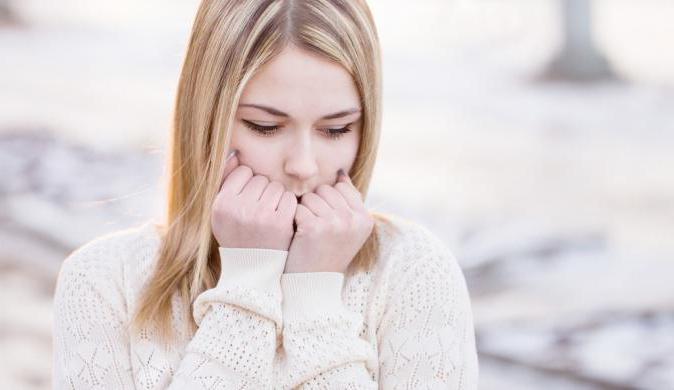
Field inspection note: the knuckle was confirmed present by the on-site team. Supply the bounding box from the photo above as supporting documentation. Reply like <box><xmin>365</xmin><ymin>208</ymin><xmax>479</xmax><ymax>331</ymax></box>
<box><xmin>252</xmin><ymin>208</ymin><xmax>270</xmax><ymax>224</ymax></box>
<box><xmin>328</xmin><ymin>216</ymin><xmax>342</xmax><ymax>230</ymax></box>
<box><xmin>316</xmin><ymin>184</ymin><xmax>332</xmax><ymax>193</ymax></box>
<box><xmin>282</xmin><ymin>192</ymin><xmax>297</xmax><ymax>207</ymax></box>
<box><xmin>239</xmin><ymin>165</ymin><xmax>253</xmax><ymax>176</ymax></box>
<box><xmin>334</xmin><ymin>182</ymin><xmax>349</xmax><ymax>192</ymax></box>
<box><xmin>234</xmin><ymin>206</ymin><xmax>251</xmax><ymax>222</ymax></box>
<box><xmin>344</xmin><ymin>211</ymin><xmax>357</xmax><ymax>226</ymax></box>
<box><xmin>250</xmin><ymin>175</ymin><xmax>266</xmax><ymax>185</ymax></box>
<box><xmin>333</xmin><ymin>218</ymin><xmax>346</xmax><ymax>232</ymax></box>
<box><xmin>269</xmin><ymin>181</ymin><xmax>284</xmax><ymax>193</ymax></box>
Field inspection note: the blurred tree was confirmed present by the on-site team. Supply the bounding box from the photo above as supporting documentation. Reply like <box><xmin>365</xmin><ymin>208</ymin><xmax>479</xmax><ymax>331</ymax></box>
<box><xmin>543</xmin><ymin>0</ymin><xmax>616</xmax><ymax>81</ymax></box>
<box><xmin>0</xmin><ymin>0</ymin><xmax>17</xmax><ymax>25</ymax></box>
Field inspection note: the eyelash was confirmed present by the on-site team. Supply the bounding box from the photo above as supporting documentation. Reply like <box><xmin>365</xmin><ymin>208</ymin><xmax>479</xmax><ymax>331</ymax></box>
<box><xmin>242</xmin><ymin>120</ymin><xmax>353</xmax><ymax>140</ymax></box>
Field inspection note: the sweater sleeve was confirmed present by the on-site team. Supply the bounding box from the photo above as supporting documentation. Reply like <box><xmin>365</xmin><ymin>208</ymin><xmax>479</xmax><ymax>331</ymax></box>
<box><xmin>52</xmin><ymin>242</ymin><xmax>137</xmax><ymax>389</ymax></box>
<box><xmin>277</xmin><ymin>271</ymin><xmax>377</xmax><ymax>389</ymax></box>
<box><xmin>276</xmin><ymin>246</ymin><xmax>479</xmax><ymax>389</ymax></box>
<box><xmin>52</xmin><ymin>244</ymin><xmax>287</xmax><ymax>389</ymax></box>
<box><xmin>168</xmin><ymin>247</ymin><xmax>287</xmax><ymax>389</ymax></box>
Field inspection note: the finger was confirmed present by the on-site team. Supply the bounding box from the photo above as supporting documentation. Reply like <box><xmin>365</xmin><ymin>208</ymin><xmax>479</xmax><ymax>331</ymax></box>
<box><xmin>259</xmin><ymin>181</ymin><xmax>285</xmax><ymax>211</ymax></box>
<box><xmin>300</xmin><ymin>192</ymin><xmax>333</xmax><ymax>218</ymax></box>
<box><xmin>220</xmin><ymin>166</ymin><xmax>254</xmax><ymax>197</ymax></box>
<box><xmin>334</xmin><ymin>169</ymin><xmax>366</xmax><ymax>211</ymax></box>
<box><xmin>336</xmin><ymin>168</ymin><xmax>352</xmax><ymax>185</ymax></box>
<box><xmin>276</xmin><ymin>191</ymin><xmax>297</xmax><ymax>220</ymax></box>
<box><xmin>294</xmin><ymin>204</ymin><xmax>316</xmax><ymax>226</ymax></box>
<box><xmin>315</xmin><ymin>184</ymin><xmax>349</xmax><ymax>211</ymax></box>
<box><xmin>240</xmin><ymin>175</ymin><xmax>270</xmax><ymax>201</ymax></box>
<box><xmin>219</xmin><ymin>149</ymin><xmax>240</xmax><ymax>191</ymax></box>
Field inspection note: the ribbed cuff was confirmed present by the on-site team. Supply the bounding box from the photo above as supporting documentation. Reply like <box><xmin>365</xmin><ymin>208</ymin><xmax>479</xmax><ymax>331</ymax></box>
<box><xmin>217</xmin><ymin>247</ymin><xmax>287</xmax><ymax>292</ymax></box>
<box><xmin>280</xmin><ymin>272</ymin><xmax>346</xmax><ymax>322</ymax></box>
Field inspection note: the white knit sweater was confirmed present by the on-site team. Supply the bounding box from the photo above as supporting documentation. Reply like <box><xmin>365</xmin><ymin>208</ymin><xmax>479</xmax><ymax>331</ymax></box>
<box><xmin>52</xmin><ymin>214</ymin><xmax>479</xmax><ymax>389</ymax></box>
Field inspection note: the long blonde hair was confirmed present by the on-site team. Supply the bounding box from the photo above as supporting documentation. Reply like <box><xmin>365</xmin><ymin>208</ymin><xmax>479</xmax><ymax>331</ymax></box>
<box><xmin>133</xmin><ymin>0</ymin><xmax>396</xmax><ymax>341</ymax></box>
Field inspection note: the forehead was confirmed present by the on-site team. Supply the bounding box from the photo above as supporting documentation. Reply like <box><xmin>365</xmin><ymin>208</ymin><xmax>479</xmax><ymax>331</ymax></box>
<box><xmin>239</xmin><ymin>45</ymin><xmax>361</xmax><ymax>117</ymax></box>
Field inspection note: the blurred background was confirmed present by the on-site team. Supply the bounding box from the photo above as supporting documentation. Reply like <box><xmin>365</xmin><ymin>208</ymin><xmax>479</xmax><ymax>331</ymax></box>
<box><xmin>1</xmin><ymin>0</ymin><xmax>672</xmax><ymax>388</ymax></box>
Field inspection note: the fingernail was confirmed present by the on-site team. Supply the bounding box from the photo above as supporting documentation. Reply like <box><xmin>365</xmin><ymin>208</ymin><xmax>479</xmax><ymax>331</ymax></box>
<box><xmin>338</xmin><ymin>168</ymin><xmax>345</xmax><ymax>177</ymax></box>
<box><xmin>226</xmin><ymin>149</ymin><xmax>238</xmax><ymax>159</ymax></box>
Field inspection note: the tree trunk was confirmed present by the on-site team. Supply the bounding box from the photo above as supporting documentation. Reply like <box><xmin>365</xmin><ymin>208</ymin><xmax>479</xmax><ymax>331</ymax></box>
<box><xmin>542</xmin><ymin>0</ymin><xmax>616</xmax><ymax>82</ymax></box>
<box><xmin>0</xmin><ymin>0</ymin><xmax>18</xmax><ymax>26</ymax></box>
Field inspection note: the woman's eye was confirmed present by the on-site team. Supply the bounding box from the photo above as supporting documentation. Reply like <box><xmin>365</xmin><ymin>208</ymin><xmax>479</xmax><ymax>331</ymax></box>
<box><xmin>242</xmin><ymin>120</ymin><xmax>352</xmax><ymax>139</ymax></box>
<box><xmin>323</xmin><ymin>126</ymin><xmax>352</xmax><ymax>139</ymax></box>
<box><xmin>242</xmin><ymin>120</ymin><xmax>280</xmax><ymax>137</ymax></box>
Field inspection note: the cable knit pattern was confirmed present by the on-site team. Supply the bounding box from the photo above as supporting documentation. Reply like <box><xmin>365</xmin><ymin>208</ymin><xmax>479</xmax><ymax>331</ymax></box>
<box><xmin>52</xmin><ymin>214</ymin><xmax>479</xmax><ymax>389</ymax></box>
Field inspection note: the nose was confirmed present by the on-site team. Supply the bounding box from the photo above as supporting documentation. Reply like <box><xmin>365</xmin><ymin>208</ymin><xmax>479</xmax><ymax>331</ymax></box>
<box><xmin>284</xmin><ymin>132</ymin><xmax>319</xmax><ymax>183</ymax></box>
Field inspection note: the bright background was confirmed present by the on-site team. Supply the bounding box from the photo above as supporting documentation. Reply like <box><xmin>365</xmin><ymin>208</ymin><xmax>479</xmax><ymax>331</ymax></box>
<box><xmin>1</xmin><ymin>0</ymin><xmax>672</xmax><ymax>388</ymax></box>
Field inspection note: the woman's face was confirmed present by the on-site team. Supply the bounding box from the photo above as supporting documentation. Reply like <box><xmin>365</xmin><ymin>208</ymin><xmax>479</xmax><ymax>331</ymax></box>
<box><xmin>229</xmin><ymin>44</ymin><xmax>362</xmax><ymax>201</ymax></box>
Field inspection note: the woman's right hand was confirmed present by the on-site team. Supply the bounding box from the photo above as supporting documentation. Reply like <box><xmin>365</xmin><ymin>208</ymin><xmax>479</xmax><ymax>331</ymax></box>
<box><xmin>211</xmin><ymin>150</ymin><xmax>298</xmax><ymax>251</ymax></box>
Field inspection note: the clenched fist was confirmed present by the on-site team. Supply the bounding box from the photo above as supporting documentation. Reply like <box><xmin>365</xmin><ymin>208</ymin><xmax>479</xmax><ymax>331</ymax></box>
<box><xmin>211</xmin><ymin>150</ymin><xmax>298</xmax><ymax>251</ymax></box>
<box><xmin>284</xmin><ymin>169</ymin><xmax>374</xmax><ymax>274</ymax></box>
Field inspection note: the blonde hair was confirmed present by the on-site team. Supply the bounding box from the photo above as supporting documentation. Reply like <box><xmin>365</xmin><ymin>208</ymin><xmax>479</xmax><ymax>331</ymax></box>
<box><xmin>133</xmin><ymin>0</ymin><xmax>397</xmax><ymax>342</ymax></box>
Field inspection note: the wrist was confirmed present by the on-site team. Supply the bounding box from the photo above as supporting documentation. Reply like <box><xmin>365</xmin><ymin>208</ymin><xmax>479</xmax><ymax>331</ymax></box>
<box><xmin>280</xmin><ymin>272</ymin><xmax>346</xmax><ymax>322</ymax></box>
<box><xmin>217</xmin><ymin>247</ymin><xmax>287</xmax><ymax>291</ymax></box>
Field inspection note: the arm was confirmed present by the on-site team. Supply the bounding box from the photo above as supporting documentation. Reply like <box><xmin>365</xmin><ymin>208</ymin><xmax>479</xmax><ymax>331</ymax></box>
<box><xmin>168</xmin><ymin>247</ymin><xmax>286</xmax><ymax>389</ymax></box>
<box><xmin>276</xmin><ymin>248</ymin><xmax>479</xmax><ymax>389</ymax></box>
<box><xmin>52</xmin><ymin>244</ymin><xmax>137</xmax><ymax>389</ymax></box>
<box><xmin>53</xmin><ymin>244</ymin><xmax>287</xmax><ymax>389</ymax></box>
<box><xmin>376</xmin><ymin>245</ymin><xmax>479</xmax><ymax>389</ymax></box>
<box><xmin>277</xmin><ymin>272</ymin><xmax>377</xmax><ymax>389</ymax></box>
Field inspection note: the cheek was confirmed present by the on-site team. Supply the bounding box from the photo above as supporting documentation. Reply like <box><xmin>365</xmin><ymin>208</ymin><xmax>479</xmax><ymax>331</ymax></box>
<box><xmin>316</xmin><ymin>136</ymin><xmax>359</xmax><ymax>179</ymax></box>
<box><xmin>228</xmin><ymin>126</ymin><xmax>274</xmax><ymax>171</ymax></box>
<box><xmin>341</xmin><ymin>130</ymin><xmax>360</xmax><ymax>167</ymax></box>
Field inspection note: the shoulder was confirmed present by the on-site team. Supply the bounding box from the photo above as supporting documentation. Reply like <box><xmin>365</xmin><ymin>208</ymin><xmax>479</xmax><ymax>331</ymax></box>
<box><xmin>371</xmin><ymin>215</ymin><xmax>479</xmax><ymax>388</ymax></box>
<box><xmin>55</xmin><ymin>220</ymin><xmax>162</xmax><ymax>298</ymax></box>
<box><xmin>374</xmin><ymin>213</ymin><xmax>462</xmax><ymax>279</ymax></box>
<box><xmin>373</xmin><ymin>213</ymin><xmax>475</xmax><ymax>325</ymax></box>
<box><xmin>372</xmin><ymin>213</ymin><xmax>471</xmax><ymax>307</ymax></box>
<box><xmin>374</xmin><ymin>212</ymin><xmax>450</xmax><ymax>251</ymax></box>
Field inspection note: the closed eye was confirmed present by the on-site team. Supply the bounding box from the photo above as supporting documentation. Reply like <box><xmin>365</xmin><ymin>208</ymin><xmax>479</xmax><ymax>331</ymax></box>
<box><xmin>241</xmin><ymin>120</ymin><xmax>353</xmax><ymax>140</ymax></box>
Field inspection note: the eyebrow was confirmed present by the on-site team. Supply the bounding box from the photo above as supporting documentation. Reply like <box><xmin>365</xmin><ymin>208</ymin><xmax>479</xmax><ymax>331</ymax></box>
<box><xmin>239</xmin><ymin>103</ymin><xmax>361</xmax><ymax>120</ymax></box>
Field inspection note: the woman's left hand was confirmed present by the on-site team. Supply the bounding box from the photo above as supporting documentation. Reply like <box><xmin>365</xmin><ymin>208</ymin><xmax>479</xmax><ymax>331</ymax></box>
<box><xmin>284</xmin><ymin>169</ymin><xmax>374</xmax><ymax>274</ymax></box>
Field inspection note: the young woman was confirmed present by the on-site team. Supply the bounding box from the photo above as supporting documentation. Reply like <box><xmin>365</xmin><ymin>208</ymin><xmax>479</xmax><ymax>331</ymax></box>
<box><xmin>52</xmin><ymin>1</ymin><xmax>479</xmax><ymax>388</ymax></box>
